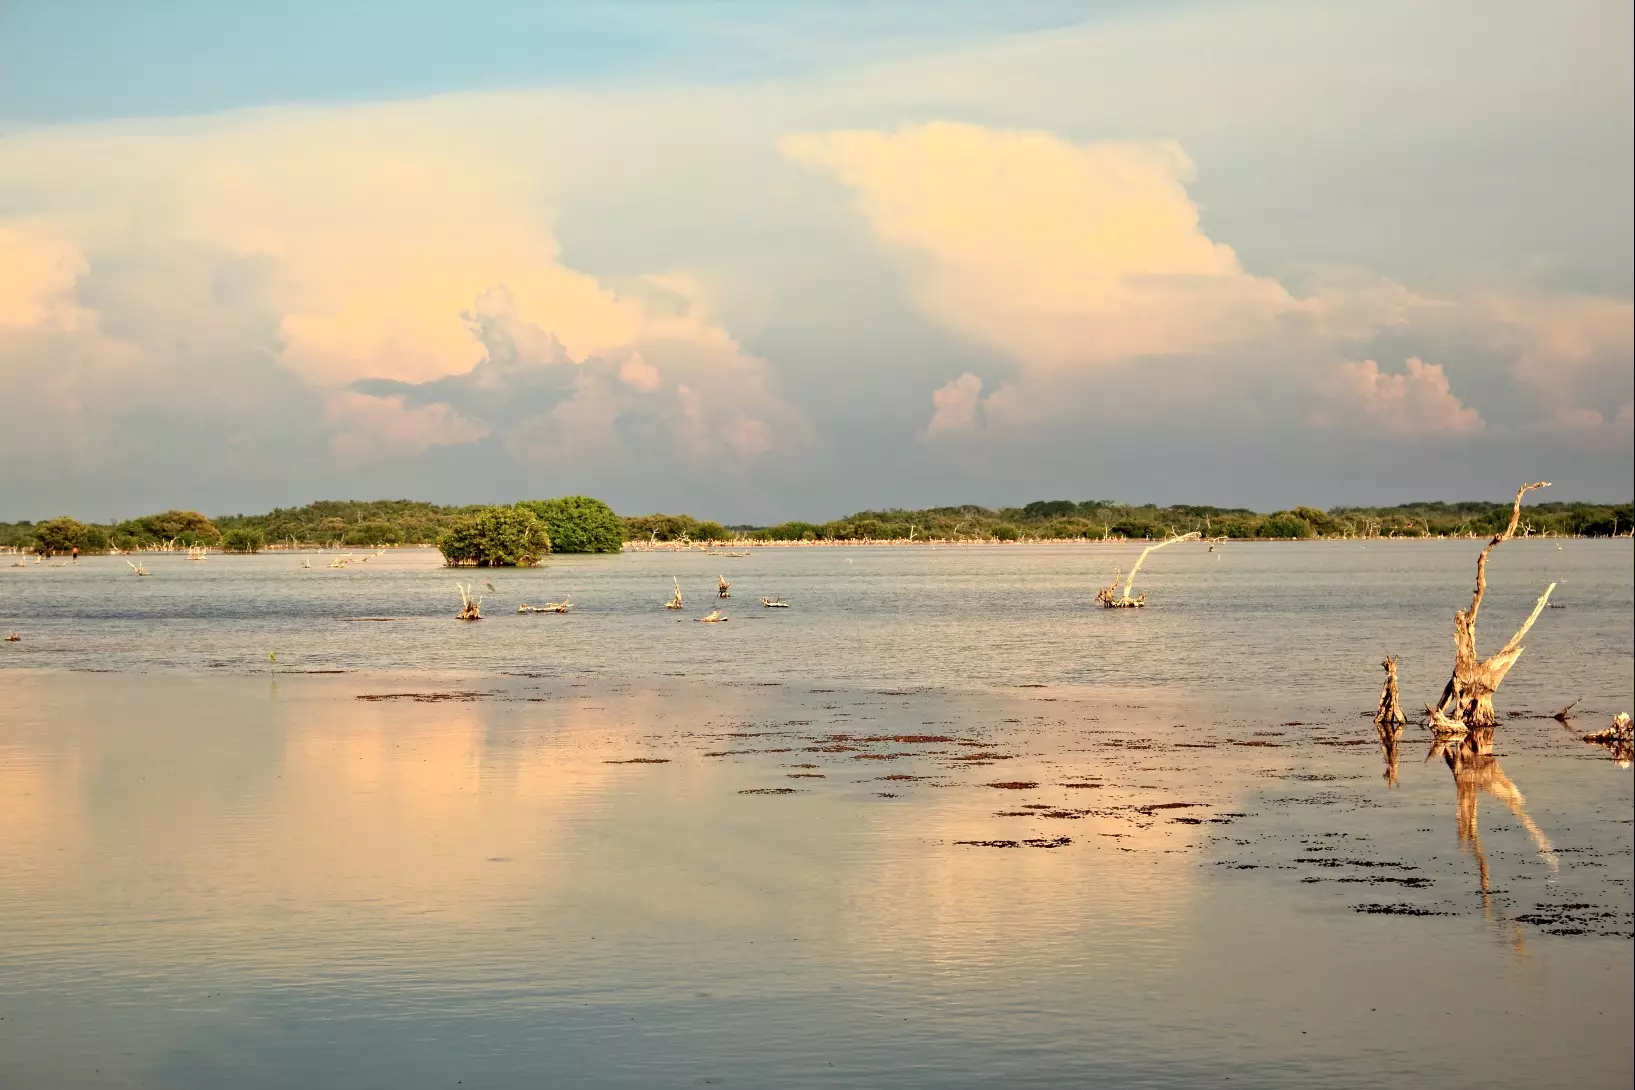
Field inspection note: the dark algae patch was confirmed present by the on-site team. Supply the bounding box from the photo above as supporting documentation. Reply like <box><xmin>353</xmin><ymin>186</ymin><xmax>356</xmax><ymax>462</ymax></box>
<box><xmin>604</xmin><ymin>758</ymin><xmax>671</xmax><ymax>764</ymax></box>
<box><xmin>1354</xmin><ymin>904</ymin><xmax>1454</xmax><ymax>917</ymax></box>
<box><xmin>986</xmin><ymin>781</ymin><xmax>1039</xmax><ymax>790</ymax></box>
<box><xmin>739</xmin><ymin>787</ymin><xmax>801</xmax><ymax>795</ymax></box>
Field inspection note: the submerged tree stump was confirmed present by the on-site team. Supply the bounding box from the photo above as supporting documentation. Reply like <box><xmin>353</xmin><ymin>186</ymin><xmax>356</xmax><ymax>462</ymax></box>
<box><xmin>1096</xmin><ymin>532</ymin><xmax>1200</xmax><ymax>608</ymax></box>
<box><xmin>1428</xmin><ymin>482</ymin><xmax>1556</xmax><ymax>729</ymax></box>
<box><xmin>1375</xmin><ymin>656</ymin><xmax>1407</xmax><ymax>730</ymax></box>
<box><xmin>665</xmin><ymin>578</ymin><xmax>684</xmax><ymax>610</ymax></box>
<box><xmin>718</xmin><ymin>575</ymin><xmax>731</xmax><ymax>599</ymax></box>
<box><xmin>456</xmin><ymin>581</ymin><xmax>483</xmax><ymax>621</ymax></box>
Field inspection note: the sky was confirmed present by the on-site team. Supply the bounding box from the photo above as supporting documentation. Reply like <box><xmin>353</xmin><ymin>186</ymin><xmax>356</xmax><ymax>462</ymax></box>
<box><xmin>1</xmin><ymin>0</ymin><xmax>1630</xmax><ymax>522</ymax></box>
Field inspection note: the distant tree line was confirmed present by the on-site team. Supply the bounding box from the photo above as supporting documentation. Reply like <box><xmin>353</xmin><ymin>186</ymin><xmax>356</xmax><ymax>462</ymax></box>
<box><xmin>724</xmin><ymin>498</ymin><xmax>1634</xmax><ymax>542</ymax></box>
<box><xmin>4</xmin><ymin>496</ymin><xmax>1630</xmax><ymax>560</ymax></box>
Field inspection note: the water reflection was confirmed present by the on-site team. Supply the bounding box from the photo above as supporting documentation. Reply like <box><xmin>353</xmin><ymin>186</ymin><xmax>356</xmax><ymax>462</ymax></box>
<box><xmin>1431</xmin><ymin>728</ymin><xmax>1559</xmax><ymax>931</ymax></box>
<box><xmin>1376</xmin><ymin>722</ymin><xmax>1402</xmax><ymax>788</ymax></box>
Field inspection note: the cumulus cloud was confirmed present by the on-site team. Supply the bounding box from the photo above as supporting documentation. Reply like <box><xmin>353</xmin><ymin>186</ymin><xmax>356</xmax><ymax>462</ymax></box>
<box><xmin>1312</xmin><ymin>358</ymin><xmax>1484</xmax><ymax>437</ymax></box>
<box><xmin>783</xmin><ymin>123</ymin><xmax>1296</xmax><ymax>377</ymax></box>
<box><xmin>0</xmin><ymin>103</ymin><xmax>798</xmax><ymax>484</ymax></box>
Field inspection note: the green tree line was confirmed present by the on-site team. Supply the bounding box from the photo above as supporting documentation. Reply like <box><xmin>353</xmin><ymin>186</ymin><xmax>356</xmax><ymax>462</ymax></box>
<box><xmin>4</xmin><ymin>496</ymin><xmax>1630</xmax><ymax>559</ymax></box>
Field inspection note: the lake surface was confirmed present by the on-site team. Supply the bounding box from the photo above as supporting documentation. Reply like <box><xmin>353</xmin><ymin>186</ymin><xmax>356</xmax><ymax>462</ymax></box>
<box><xmin>2</xmin><ymin>543</ymin><xmax>1631</xmax><ymax>1088</ymax></box>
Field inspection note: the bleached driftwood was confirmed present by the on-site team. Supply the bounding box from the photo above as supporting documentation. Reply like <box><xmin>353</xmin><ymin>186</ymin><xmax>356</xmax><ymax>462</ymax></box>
<box><xmin>1095</xmin><ymin>532</ymin><xmax>1201</xmax><ymax>608</ymax></box>
<box><xmin>697</xmin><ymin>610</ymin><xmax>728</xmax><ymax>623</ymax></box>
<box><xmin>718</xmin><ymin>575</ymin><xmax>731</xmax><ymax>599</ymax></box>
<box><xmin>665</xmin><ymin>578</ymin><xmax>684</xmax><ymax>610</ymax></box>
<box><xmin>456</xmin><ymin>581</ymin><xmax>483</xmax><ymax>621</ymax></box>
<box><xmin>1429</xmin><ymin>483</ymin><xmax>1555</xmax><ymax>729</ymax></box>
<box><xmin>125</xmin><ymin>559</ymin><xmax>149</xmax><ymax>577</ymax></box>
<box><xmin>760</xmin><ymin>597</ymin><xmax>790</xmax><ymax>608</ymax></box>
<box><xmin>519</xmin><ymin>597</ymin><xmax>572</xmax><ymax>614</ymax></box>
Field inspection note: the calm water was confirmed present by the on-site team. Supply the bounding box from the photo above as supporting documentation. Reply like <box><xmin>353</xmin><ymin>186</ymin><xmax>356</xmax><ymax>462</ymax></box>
<box><xmin>1</xmin><ymin>543</ymin><xmax>1631</xmax><ymax>1088</ymax></box>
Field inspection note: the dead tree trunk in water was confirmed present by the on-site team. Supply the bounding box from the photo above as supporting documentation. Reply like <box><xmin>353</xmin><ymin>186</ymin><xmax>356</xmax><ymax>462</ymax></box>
<box><xmin>718</xmin><ymin>575</ymin><xmax>731</xmax><ymax>599</ymax></box>
<box><xmin>1428</xmin><ymin>482</ymin><xmax>1556</xmax><ymax>730</ymax></box>
<box><xmin>1096</xmin><ymin>532</ymin><xmax>1200</xmax><ymax>608</ymax></box>
<box><xmin>456</xmin><ymin>581</ymin><xmax>483</xmax><ymax>621</ymax></box>
<box><xmin>1375</xmin><ymin>656</ymin><xmax>1407</xmax><ymax>730</ymax></box>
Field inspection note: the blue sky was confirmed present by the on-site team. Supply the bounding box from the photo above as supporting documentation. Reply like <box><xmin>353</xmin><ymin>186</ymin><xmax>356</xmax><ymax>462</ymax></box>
<box><xmin>0</xmin><ymin>0</ymin><xmax>1629</xmax><ymax>520</ymax></box>
<box><xmin>0</xmin><ymin>2</ymin><xmax>1179</xmax><ymax>123</ymax></box>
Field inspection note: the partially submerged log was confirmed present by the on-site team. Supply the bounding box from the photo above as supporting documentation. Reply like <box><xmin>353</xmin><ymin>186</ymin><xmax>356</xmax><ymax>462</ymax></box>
<box><xmin>1095</xmin><ymin>532</ymin><xmax>1201</xmax><ymax>608</ymax></box>
<box><xmin>1429</xmin><ymin>482</ymin><xmax>1556</xmax><ymax>729</ymax></box>
<box><xmin>760</xmin><ymin>597</ymin><xmax>790</xmax><ymax>608</ymax></box>
<box><xmin>697</xmin><ymin>610</ymin><xmax>728</xmax><ymax>623</ymax></box>
<box><xmin>1375</xmin><ymin>656</ymin><xmax>1407</xmax><ymax>730</ymax></box>
<box><xmin>665</xmin><ymin>578</ymin><xmax>684</xmax><ymax>610</ymax></box>
<box><xmin>518</xmin><ymin>597</ymin><xmax>571</xmax><ymax>614</ymax></box>
<box><xmin>718</xmin><ymin>575</ymin><xmax>731</xmax><ymax>599</ymax></box>
<box><xmin>1582</xmin><ymin>713</ymin><xmax>1633</xmax><ymax>765</ymax></box>
<box><xmin>456</xmin><ymin>581</ymin><xmax>483</xmax><ymax>621</ymax></box>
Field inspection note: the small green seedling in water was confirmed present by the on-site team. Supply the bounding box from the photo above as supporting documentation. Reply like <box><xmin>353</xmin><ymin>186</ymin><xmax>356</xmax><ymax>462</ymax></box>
<box><xmin>268</xmin><ymin>652</ymin><xmax>277</xmax><ymax>673</ymax></box>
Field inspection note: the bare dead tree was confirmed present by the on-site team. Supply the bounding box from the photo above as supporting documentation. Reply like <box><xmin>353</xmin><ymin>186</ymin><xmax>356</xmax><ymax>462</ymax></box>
<box><xmin>1095</xmin><ymin>532</ymin><xmax>1201</xmax><ymax>608</ymax></box>
<box><xmin>1427</xmin><ymin>483</ymin><xmax>1556</xmax><ymax>730</ymax></box>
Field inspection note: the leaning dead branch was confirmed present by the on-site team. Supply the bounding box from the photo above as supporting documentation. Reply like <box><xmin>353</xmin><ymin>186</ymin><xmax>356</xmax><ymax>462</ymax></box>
<box><xmin>455</xmin><ymin>581</ymin><xmax>483</xmax><ymax>621</ymax></box>
<box><xmin>125</xmin><ymin>559</ymin><xmax>149</xmax><ymax>577</ymax></box>
<box><xmin>1551</xmin><ymin>697</ymin><xmax>1581</xmax><ymax>723</ymax></box>
<box><xmin>665</xmin><ymin>578</ymin><xmax>684</xmax><ymax>610</ymax></box>
<box><xmin>1095</xmin><ymin>532</ymin><xmax>1201</xmax><ymax>608</ymax></box>
<box><xmin>1429</xmin><ymin>482</ymin><xmax>1556</xmax><ymax>729</ymax></box>
<box><xmin>718</xmin><ymin>575</ymin><xmax>731</xmax><ymax>599</ymax></box>
<box><xmin>1375</xmin><ymin>656</ymin><xmax>1407</xmax><ymax>730</ymax></box>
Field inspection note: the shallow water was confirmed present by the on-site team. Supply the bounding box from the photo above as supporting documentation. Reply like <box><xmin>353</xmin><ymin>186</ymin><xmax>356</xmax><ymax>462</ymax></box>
<box><xmin>0</xmin><ymin>543</ymin><xmax>1630</xmax><ymax>1088</ymax></box>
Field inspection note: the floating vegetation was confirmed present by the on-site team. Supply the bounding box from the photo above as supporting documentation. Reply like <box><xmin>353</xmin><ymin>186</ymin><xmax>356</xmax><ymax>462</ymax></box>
<box><xmin>1353</xmin><ymin>904</ymin><xmax>1453</xmax><ymax>917</ymax></box>
<box><xmin>356</xmin><ymin>691</ymin><xmax>484</xmax><ymax>702</ymax></box>
<box><xmin>986</xmin><ymin>781</ymin><xmax>1039</xmax><ymax>790</ymax></box>
<box><xmin>604</xmin><ymin>757</ymin><xmax>671</xmax><ymax>764</ymax></box>
<box><xmin>739</xmin><ymin>787</ymin><xmax>799</xmax><ymax>795</ymax></box>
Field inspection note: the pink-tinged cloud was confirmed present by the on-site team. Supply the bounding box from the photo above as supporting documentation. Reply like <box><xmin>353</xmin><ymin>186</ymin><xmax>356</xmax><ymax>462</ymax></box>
<box><xmin>927</xmin><ymin>373</ymin><xmax>984</xmax><ymax>433</ymax></box>
<box><xmin>1313</xmin><ymin>358</ymin><xmax>1484</xmax><ymax>437</ymax></box>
